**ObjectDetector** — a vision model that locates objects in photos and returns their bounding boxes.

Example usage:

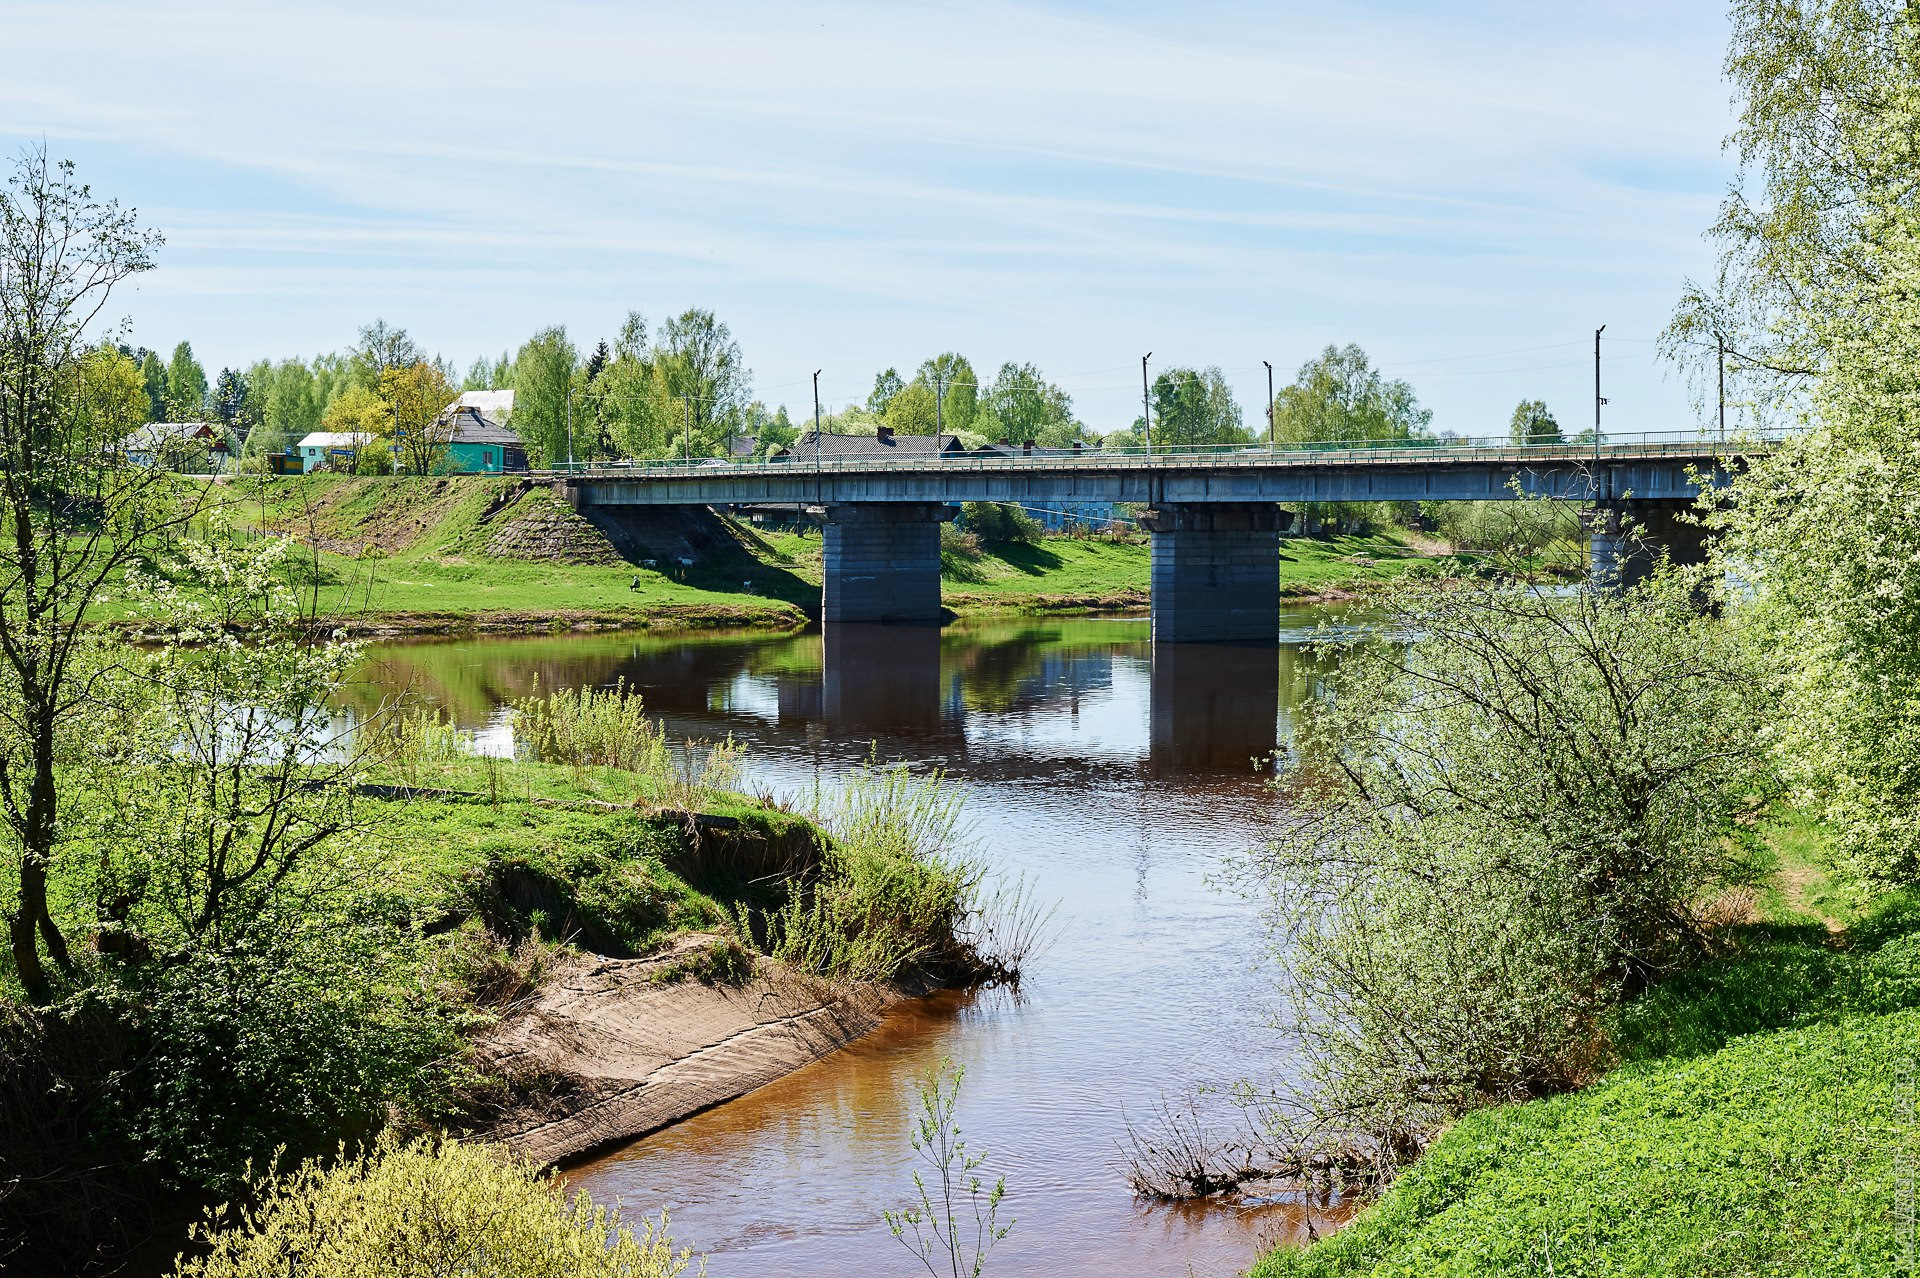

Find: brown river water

[352,611,1363,1276]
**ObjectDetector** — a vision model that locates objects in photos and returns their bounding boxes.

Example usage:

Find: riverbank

[1253,818,1920,1276]
[2,719,998,1271]
[194,474,1453,633]
[477,934,902,1167]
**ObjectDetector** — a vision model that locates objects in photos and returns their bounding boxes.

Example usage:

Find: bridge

[556,432,1772,642]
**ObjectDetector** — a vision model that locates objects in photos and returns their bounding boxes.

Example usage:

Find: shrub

[511,678,671,775]
[175,1137,696,1278]
[762,761,984,984]
[1255,573,1776,1162]
[960,500,1041,543]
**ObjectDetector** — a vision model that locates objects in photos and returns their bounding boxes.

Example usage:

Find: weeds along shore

[1,656,1038,1273]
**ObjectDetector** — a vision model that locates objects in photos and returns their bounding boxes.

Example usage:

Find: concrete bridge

[556,434,1769,642]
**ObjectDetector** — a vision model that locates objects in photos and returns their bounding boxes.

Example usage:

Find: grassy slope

[214,475,803,630]
[1253,824,1920,1278]
[362,758,812,926]
[201,476,1449,628]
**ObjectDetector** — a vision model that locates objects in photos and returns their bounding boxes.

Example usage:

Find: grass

[149,476,1461,630]
[1252,816,1920,1277]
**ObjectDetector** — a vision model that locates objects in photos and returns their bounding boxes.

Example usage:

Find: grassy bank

[188,475,1456,631]
[1253,821,1920,1277]
[3,680,1003,1271]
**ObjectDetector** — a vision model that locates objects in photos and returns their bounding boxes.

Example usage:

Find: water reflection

[1150,643,1281,775]
[346,611,1357,1276]
[822,624,943,733]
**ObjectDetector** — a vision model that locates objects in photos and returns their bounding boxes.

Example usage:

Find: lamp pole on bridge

[1141,353,1152,456]
[1593,325,1607,459]
[1264,360,1275,449]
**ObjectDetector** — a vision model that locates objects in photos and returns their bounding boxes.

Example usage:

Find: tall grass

[761,759,1051,986]
[373,706,475,786]
[511,678,672,775]
[509,678,743,806]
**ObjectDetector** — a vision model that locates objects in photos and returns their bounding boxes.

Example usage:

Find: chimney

[877,425,895,442]
[1023,439,1035,454]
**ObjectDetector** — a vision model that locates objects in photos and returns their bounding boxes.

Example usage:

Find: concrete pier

[1585,502,1709,590]
[820,503,955,624]
[1137,503,1281,643]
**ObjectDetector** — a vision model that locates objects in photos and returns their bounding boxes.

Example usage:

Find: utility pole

[934,367,945,436]
[1593,325,1607,463]
[566,384,574,472]
[1716,331,1727,440]
[1141,353,1152,455]
[1263,359,1275,448]
[812,370,822,471]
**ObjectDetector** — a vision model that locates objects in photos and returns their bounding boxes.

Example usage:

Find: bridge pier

[821,503,955,624]
[1585,502,1708,590]
[1137,503,1281,643]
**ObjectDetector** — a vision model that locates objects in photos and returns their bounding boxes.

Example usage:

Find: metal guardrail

[542,427,1802,482]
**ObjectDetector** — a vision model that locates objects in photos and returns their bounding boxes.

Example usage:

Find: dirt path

[475,934,896,1166]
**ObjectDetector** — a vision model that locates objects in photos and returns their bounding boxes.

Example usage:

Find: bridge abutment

[821,503,955,624]
[1138,503,1281,643]
[1585,502,1708,590]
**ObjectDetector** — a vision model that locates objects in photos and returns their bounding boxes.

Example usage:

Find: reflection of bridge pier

[824,623,943,732]
[1149,642,1279,775]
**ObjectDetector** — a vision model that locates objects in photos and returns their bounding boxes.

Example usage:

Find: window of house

[484,450,494,466]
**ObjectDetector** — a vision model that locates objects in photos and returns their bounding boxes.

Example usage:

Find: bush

[108,916,466,1197]
[763,761,985,984]
[1255,573,1776,1161]
[175,1137,696,1278]
[960,501,1041,544]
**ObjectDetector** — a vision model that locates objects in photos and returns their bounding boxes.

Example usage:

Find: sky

[0,0,1740,437]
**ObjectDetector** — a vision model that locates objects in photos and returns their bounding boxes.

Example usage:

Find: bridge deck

[558,436,1776,508]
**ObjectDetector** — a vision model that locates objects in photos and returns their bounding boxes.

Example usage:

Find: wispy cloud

[1,0,1736,429]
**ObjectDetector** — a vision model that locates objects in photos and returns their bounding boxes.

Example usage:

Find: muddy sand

[476,933,895,1166]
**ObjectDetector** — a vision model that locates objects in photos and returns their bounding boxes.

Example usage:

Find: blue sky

[1,1,1738,435]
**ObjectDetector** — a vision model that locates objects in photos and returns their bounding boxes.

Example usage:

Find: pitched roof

[297,431,374,449]
[783,430,966,458]
[443,406,522,447]
[457,389,515,419]
[124,421,220,450]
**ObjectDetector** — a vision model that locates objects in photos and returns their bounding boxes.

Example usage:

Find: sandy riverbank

[474,933,902,1167]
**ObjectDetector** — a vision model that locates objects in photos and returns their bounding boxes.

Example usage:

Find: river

[350,611,1359,1276]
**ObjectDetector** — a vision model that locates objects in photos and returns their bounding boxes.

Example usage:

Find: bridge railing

[544,425,1805,480]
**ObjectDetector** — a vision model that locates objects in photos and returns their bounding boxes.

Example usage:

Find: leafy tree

[243,357,320,458]
[321,383,388,445]
[210,366,251,441]
[350,319,421,391]
[164,341,207,418]
[1272,344,1430,446]
[868,367,904,416]
[460,356,491,391]
[138,348,166,420]
[1663,0,1912,412]
[1508,398,1562,445]
[380,361,458,475]
[911,352,978,434]
[884,382,941,436]
[654,308,751,452]
[982,361,1084,447]
[0,149,195,1003]
[78,347,152,445]
[512,326,579,466]
[1258,573,1773,1156]
[1146,366,1247,448]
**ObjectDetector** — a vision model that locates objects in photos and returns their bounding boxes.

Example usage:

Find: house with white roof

[295,431,375,473]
